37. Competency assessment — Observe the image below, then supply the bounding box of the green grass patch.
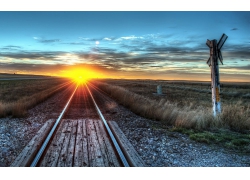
[171,127,200,135]
[171,127,250,152]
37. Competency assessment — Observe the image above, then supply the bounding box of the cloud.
[225,64,250,70]
[78,37,90,40]
[33,37,61,43]
[0,51,64,61]
[0,62,122,76]
[0,45,22,51]
[231,28,238,31]
[223,50,250,59]
[78,37,104,42]
[1,32,250,81]
[103,37,112,41]
[1,36,249,73]
[114,35,144,41]
[39,39,61,43]
[0,62,62,72]
[61,42,86,45]
[150,65,162,67]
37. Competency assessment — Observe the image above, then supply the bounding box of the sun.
[63,68,98,84]
[76,75,85,84]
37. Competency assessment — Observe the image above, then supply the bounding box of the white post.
[207,34,227,117]
[157,85,162,95]
[210,40,221,117]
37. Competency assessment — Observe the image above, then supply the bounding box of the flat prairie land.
[94,79,250,152]
[94,79,250,132]
[0,77,71,117]
[0,78,68,102]
[0,73,52,80]
[99,79,250,109]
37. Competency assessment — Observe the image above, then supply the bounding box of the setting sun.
[62,68,100,84]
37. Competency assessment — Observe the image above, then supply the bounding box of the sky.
[1,6,250,81]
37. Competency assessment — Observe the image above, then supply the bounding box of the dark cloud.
[119,44,145,51]
[146,46,187,53]
[231,28,238,31]
[0,51,64,60]
[224,50,250,59]
[0,43,209,68]
[0,45,22,51]
[150,65,162,67]
[76,50,129,61]
[224,64,250,70]
[0,62,122,76]
[1,42,248,72]
[0,62,62,72]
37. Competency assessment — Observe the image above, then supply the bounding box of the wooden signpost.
[206,33,228,117]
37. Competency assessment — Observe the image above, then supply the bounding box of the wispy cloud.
[61,42,86,45]
[78,37,90,41]
[33,37,61,43]
[103,37,112,41]
[0,45,22,51]
[114,35,144,41]
[78,37,103,42]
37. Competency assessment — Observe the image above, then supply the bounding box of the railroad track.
[11,82,144,167]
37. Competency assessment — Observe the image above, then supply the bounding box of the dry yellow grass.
[94,81,250,131]
[220,101,250,131]
[0,79,72,117]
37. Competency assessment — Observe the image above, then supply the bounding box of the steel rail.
[85,83,130,167]
[30,85,78,167]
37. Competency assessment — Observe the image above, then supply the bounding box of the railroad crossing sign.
[206,33,228,117]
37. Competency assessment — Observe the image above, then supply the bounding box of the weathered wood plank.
[65,120,77,167]
[73,119,89,167]
[73,120,83,167]
[82,119,89,167]
[39,120,69,167]
[108,121,146,167]
[93,120,109,166]
[57,120,73,167]
[10,119,54,167]
[87,119,105,167]
[95,120,121,167]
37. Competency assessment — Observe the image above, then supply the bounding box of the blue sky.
[0,11,250,81]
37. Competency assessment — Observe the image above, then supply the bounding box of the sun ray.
[62,68,99,84]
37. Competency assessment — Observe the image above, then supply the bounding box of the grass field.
[101,79,250,109]
[93,79,250,152]
[1,75,249,151]
[0,77,71,117]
